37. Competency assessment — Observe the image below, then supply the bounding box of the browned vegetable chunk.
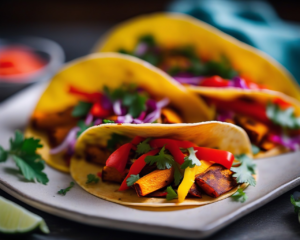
[47,125,75,147]
[260,139,276,151]
[188,183,202,198]
[31,107,77,130]
[161,108,183,123]
[146,190,168,198]
[134,168,174,197]
[235,115,268,144]
[195,164,237,198]
[102,166,127,183]
[85,145,111,165]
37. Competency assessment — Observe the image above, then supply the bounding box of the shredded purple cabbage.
[134,43,148,56]
[50,127,80,154]
[217,111,235,122]
[85,113,93,125]
[113,100,122,115]
[229,77,248,89]
[94,119,102,125]
[269,134,300,151]
[173,73,204,85]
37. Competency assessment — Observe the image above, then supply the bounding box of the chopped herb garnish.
[144,146,174,170]
[86,174,99,184]
[231,154,256,187]
[181,147,201,169]
[77,120,93,138]
[0,131,49,185]
[267,102,300,130]
[103,119,115,124]
[107,133,131,151]
[57,182,75,196]
[136,138,152,156]
[251,144,260,155]
[126,174,140,187]
[138,34,157,47]
[291,192,300,223]
[166,186,178,201]
[173,163,183,186]
[231,188,248,203]
[72,101,92,117]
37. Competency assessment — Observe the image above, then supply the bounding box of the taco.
[71,122,254,207]
[94,12,300,100]
[25,53,211,172]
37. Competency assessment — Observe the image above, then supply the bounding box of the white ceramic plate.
[0,83,300,239]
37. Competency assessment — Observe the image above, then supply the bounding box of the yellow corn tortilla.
[25,53,212,173]
[70,122,252,207]
[189,86,300,158]
[94,12,300,101]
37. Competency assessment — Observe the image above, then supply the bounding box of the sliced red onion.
[101,95,112,110]
[94,119,102,125]
[269,134,300,151]
[217,111,235,122]
[50,127,80,154]
[156,98,170,109]
[134,43,148,56]
[173,76,204,85]
[229,77,248,89]
[146,99,157,112]
[137,111,146,120]
[113,100,122,115]
[143,108,161,123]
[133,119,143,124]
[116,114,133,123]
[85,113,93,125]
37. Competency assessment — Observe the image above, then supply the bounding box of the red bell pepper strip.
[131,136,145,146]
[273,97,291,109]
[69,85,102,103]
[119,149,160,191]
[90,102,111,118]
[106,143,133,174]
[200,76,230,88]
[194,147,234,169]
[210,98,270,124]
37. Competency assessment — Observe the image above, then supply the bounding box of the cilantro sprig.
[231,154,256,187]
[126,174,140,187]
[136,138,152,156]
[86,174,99,184]
[181,147,201,169]
[231,188,248,203]
[0,131,49,185]
[58,182,75,196]
[166,186,178,201]
[145,146,174,170]
[267,102,300,130]
[103,119,115,124]
[72,101,92,117]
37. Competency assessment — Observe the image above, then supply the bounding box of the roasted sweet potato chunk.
[188,183,202,198]
[134,168,174,197]
[102,166,127,183]
[235,115,268,144]
[85,145,111,165]
[161,108,183,123]
[195,164,237,198]
[147,190,168,198]
[31,107,77,130]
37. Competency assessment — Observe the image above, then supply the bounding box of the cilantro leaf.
[86,174,99,184]
[0,146,8,162]
[231,188,248,203]
[77,120,93,138]
[251,144,260,155]
[103,119,115,124]
[181,147,201,169]
[58,182,75,196]
[107,133,131,151]
[166,186,178,201]
[231,154,256,187]
[291,192,300,215]
[0,131,49,185]
[126,174,140,187]
[13,155,49,184]
[267,102,300,130]
[72,101,92,117]
[136,138,152,156]
[144,146,174,170]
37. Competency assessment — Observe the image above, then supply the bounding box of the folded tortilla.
[25,53,211,172]
[70,122,252,207]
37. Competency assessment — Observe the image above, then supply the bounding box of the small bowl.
[0,37,65,101]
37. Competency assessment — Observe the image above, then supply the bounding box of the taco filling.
[118,34,266,90]
[88,135,255,203]
[31,84,182,166]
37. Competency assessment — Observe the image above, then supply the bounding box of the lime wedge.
[0,196,49,234]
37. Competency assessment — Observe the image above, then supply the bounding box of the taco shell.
[71,122,252,207]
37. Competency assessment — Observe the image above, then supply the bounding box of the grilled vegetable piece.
[47,125,76,147]
[147,190,168,198]
[235,115,268,144]
[188,183,202,198]
[85,145,111,165]
[161,108,183,123]
[102,166,128,183]
[134,168,174,197]
[31,107,77,130]
[195,164,237,198]
[260,139,276,151]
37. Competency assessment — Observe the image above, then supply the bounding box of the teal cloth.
[168,0,300,84]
